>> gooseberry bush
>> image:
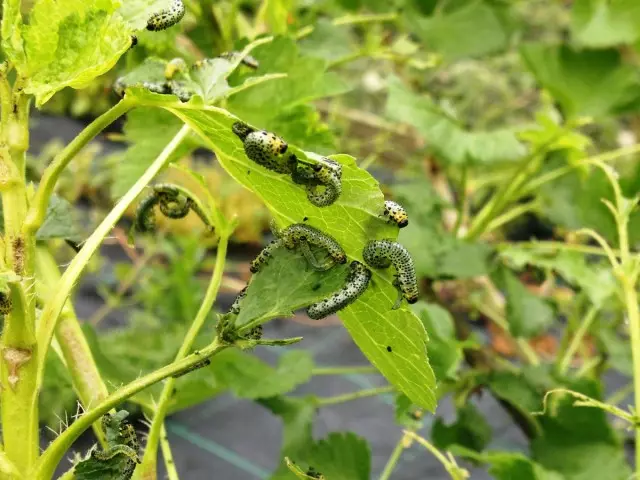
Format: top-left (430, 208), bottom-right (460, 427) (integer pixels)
top-left (2, 0), bottom-right (640, 480)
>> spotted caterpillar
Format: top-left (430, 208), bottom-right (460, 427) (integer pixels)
top-left (229, 286), bottom-right (248, 314)
top-left (232, 122), bottom-right (294, 174)
top-left (0, 291), bottom-right (12, 315)
top-left (362, 240), bottom-right (418, 309)
top-left (134, 184), bottom-right (213, 233)
top-left (250, 223), bottom-right (346, 273)
top-left (291, 157), bottom-right (342, 207)
top-left (147, 0), bottom-right (186, 31)
top-left (307, 261), bottom-right (371, 320)
top-left (383, 200), bottom-right (408, 228)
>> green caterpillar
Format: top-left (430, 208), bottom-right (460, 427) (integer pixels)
top-left (134, 194), bottom-right (160, 233)
top-left (147, 0), bottom-right (186, 31)
top-left (362, 239), bottom-right (418, 309)
top-left (307, 261), bottom-right (371, 320)
top-left (383, 200), bottom-right (408, 228)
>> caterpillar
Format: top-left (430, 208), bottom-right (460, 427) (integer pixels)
top-left (165, 58), bottom-right (188, 79)
top-left (291, 157), bottom-right (342, 207)
top-left (232, 124), bottom-right (293, 174)
top-left (229, 286), bottom-right (248, 314)
top-left (220, 51), bottom-right (260, 69)
top-left (362, 240), bottom-right (418, 309)
top-left (134, 193), bottom-right (160, 232)
top-left (246, 325), bottom-right (263, 340)
top-left (172, 358), bottom-right (211, 378)
top-left (154, 184), bottom-right (192, 219)
top-left (306, 261), bottom-right (371, 320)
top-left (114, 77), bottom-right (169, 98)
top-left (250, 238), bottom-right (284, 273)
top-left (147, 0), bottom-right (186, 31)
top-left (383, 200), bottom-right (408, 228)
top-left (0, 291), bottom-right (12, 315)
top-left (277, 222), bottom-right (347, 270)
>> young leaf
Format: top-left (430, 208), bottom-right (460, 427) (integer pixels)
top-left (520, 44), bottom-right (640, 118)
top-left (491, 265), bottom-right (554, 338)
top-left (431, 403), bottom-right (492, 453)
top-left (386, 77), bottom-right (525, 166)
top-left (453, 447), bottom-right (563, 480)
top-left (1, 0), bottom-right (26, 69)
top-left (140, 99), bottom-right (437, 410)
top-left (22, 0), bottom-right (133, 106)
top-left (212, 349), bottom-right (314, 399)
top-left (36, 194), bottom-right (82, 241)
top-left (571, 0), bottom-right (640, 48)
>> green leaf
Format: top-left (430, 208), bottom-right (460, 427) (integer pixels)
top-left (520, 44), bottom-right (640, 118)
top-left (1, 0), bottom-right (26, 69)
top-left (145, 100), bottom-right (437, 410)
top-left (36, 194), bottom-right (82, 241)
top-left (432, 403), bottom-right (492, 453)
top-left (413, 302), bottom-right (463, 381)
top-left (213, 349), bottom-right (314, 399)
top-left (117, 0), bottom-right (179, 31)
top-left (404, 0), bottom-right (512, 60)
top-left (453, 448), bottom-right (564, 480)
top-left (596, 328), bottom-right (632, 376)
top-left (571, 0), bottom-right (640, 48)
top-left (298, 19), bottom-right (355, 62)
top-left (386, 77), bottom-right (525, 165)
top-left (22, 0), bottom-right (133, 106)
top-left (491, 265), bottom-right (554, 338)
top-left (287, 432), bottom-right (371, 480)
top-left (392, 180), bottom-right (492, 279)
top-left (531, 378), bottom-right (632, 480)
top-left (394, 393), bottom-right (424, 429)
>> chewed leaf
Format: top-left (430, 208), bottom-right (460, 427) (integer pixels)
top-left (22, 0), bottom-right (132, 106)
top-left (124, 93), bottom-right (436, 410)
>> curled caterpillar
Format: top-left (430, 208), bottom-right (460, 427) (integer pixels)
top-left (0, 291), bottom-right (12, 315)
top-left (134, 193), bottom-right (160, 232)
top-left (147, 0), bottom-right (186, 31)
top-left (165, 58), bottom-right (188, 79)
top-left (277, 223), bottom-right (347, 269)
top-left (220, 51), bottom-right (260, 69)
top-left (250, 238), bottom-right (284, 273)
top-left (229, 286), bottom-right (248, 314)
top-left (232, 123), bottom-right (293, 174)
top-left (363, 240), bottom-right (418, 309)
top-left (291, 157), bottom-right (342, 207)
top-left (307, 261), bottom-right (371, 320)
top-left (154, 184), bottom-right (192, 219)
top-left (383, 200), bottom-right (408, 228)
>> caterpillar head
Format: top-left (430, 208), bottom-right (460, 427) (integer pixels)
top-left (232, 121), bottom-right (255, 141)
top-left (383, 200), bottom-right (409, 228)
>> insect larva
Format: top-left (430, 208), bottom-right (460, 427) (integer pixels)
top-left (0, 291), bottom-right (12, 315)
top-left (229, 286), bottom-right (248, 314)
top-left (171, 358), bottom-right (211, 378)
top-left (278, 223), bottom-right (347, 269)
top-left (154, 184), bottom-right (191, 219)
top-left (306, 261), bottom-right (371, 320)
top-left (383, 200), bottom-right (408, 228)
top-left (147, 0), bottom-right (186, 31)
top-left (231, 121), bottom-right (255, 141)
top-left (243, 130), bottom-right (292, 174)
top-left (362, 240), bottom-right (418, 309)
top-left (135, 194), bottom-right (160, 232)
top-left (305, 166), bottom-right (341, 207)
top-left (165, 58), bottom-right (187, 79)
top-left (250, 238), bottom-right (284, 273)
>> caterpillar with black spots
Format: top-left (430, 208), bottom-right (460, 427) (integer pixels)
top-left (362, 239), bottom-right (418, 309)
top-left (250, 223), bottom-right (347, 273)
top-left (171, 358), bottom-right (211, 378)
top-left (292, 156), bottom-right (342, 207)
top-left (0, 291), bottom-right (12, 315)
top-left (306, 261), bottom-right (371, 320)
top-left (383, 200), bottom-right (408, 228)
top-left (229, 286), bottom-right (248, 314)
top-left (147, 0), bottom-right (186, 31)
top-left (232, 122), bottom-right (294, 174)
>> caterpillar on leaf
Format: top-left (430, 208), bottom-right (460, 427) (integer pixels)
top-left (383, 200), bottom-right (408, 228)
top-left (291, 157), bottom-right (342, 207)
top-left (229, 286), bottom-right (248, 314)
top-left (232, 122), bottom-right (294, 174)
top-left (362, 239), bottom-right (418, 309)
top-left (147, 0), bottom-right (186, 31)
top-left (306, 261), bottom-right (371, 320)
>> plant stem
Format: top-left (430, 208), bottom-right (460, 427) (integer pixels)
top-left (453, 166), bottom-right (468, 237)
top-left (495, 240), bottom-right (623, 258)
top-left (0, 451), bottom-right (20, 479)
top-left (160, 424), bottom-right (180, 480)
top-left (378, 432), bottom-right (409, 480)
top-left (33, 126), bottom-right (191, 416)
top-left (23, 97), bottom-right (135, 235)
top-left (33, 338), bottom-right (228, 480)
top-left (312, 366), bottom-right (379, 376)
top-left (484, 200), bottom-right (539, 235)
top-left (403, 431), bottom-right (469, 480)
top-left (138, 228), bottom-right (232, 478)
top-left (34, 246), bottom-right (110, 447)
top-left (622, 277), bottom-right (640, 475)
top-left (315, 385), bottom-right (394, 407)
top-left (557, 306), bottom-right (598, 375)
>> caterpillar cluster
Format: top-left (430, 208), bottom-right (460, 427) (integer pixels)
top-left (231, 122), bottom-right (342, 207)
top-left (250, 223), bottom-right (346, 273)
top-left (307, 261), bottom-right (371, 320)
top-left (147, 0), bottom-right (185, 31)
top-left (134, 184), bottom-right (213, 234)
top-left (363, 240), bottom-right (419, 309)
top-left (383, 200), bottom-right (408, 228)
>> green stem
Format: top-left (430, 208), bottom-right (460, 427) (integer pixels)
top-left (33, 125), bottom-right (191, 412)
top-left (606, 382), bottom-right (634, 406)
top-left (34, 246), bottom-right (110, 447)
top-left (453, 166), bottom-right (468, 237)
top-left (0, 451), bottom-right (20, 480)
top-left (623, 277), bottom-right (640, 475)
top-left (404, 431), bottom-right (468, 480)
top-left (495, 240), bottom-right (622, 258)
top-left (23, 97), bottom-right (135, 235)
top-left (315, 385), bottom-right (394, 407)
top-left (312, 366), bottom-right (378, 376)
top-left (557, 306), bottom-right (598, 376)
top-left (138, 229), bottom-right (232, 478)
top-left (484, 200), bottom-right (539, 235)
top-left (378, 432), bottom-right (408, 480)
top-left (160, 424), bottom-right (180, 480)
top-left (33, 338), bottom-right (228, 479)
